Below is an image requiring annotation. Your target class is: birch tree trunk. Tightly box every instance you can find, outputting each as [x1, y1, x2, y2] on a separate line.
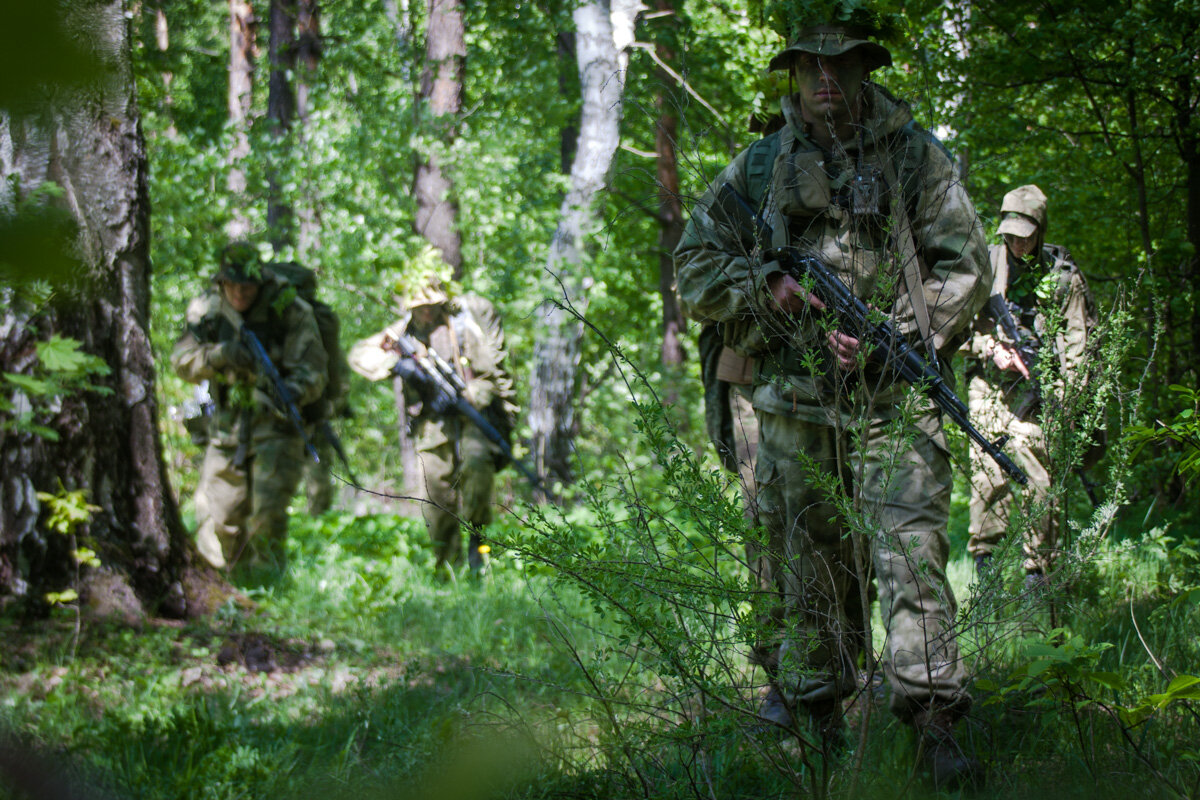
[0, 0, 208, 619]
[226, 0, 257, 239]
[528, 0, 640, 496]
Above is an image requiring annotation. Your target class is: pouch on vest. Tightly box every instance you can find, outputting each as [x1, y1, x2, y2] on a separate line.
[774, 150, 830, 218]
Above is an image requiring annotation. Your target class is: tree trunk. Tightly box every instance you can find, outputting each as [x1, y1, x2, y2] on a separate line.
[652, 0, 685, 366]
[413, 0, 464, 277]
[0, 0, 208, 619]
[226, 0, 256, 239]
[295, 0, 322, 259]
[528, 0, 639, 497]
[266, 0, 297, 249]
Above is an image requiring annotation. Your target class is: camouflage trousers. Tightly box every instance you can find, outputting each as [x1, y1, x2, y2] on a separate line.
[967, 375, 1057, 573]
[416, 422, 496, 572]
[194, 433, 306, 570]
[303, 436, 337, 516]
[753, 401, 968, 722]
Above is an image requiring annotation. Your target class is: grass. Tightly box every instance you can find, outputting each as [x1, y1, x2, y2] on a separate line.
[2, 493, 1199, 800]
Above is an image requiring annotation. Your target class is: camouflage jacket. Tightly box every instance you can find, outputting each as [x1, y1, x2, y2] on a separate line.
[675, 84, 990, 419]
[171, 273, 328, 446]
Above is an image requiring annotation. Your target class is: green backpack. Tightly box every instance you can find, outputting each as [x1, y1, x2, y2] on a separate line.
[267, 261, 351, 416]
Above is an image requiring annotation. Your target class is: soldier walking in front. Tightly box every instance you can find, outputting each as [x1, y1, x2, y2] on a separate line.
[675, 9, 990, 787]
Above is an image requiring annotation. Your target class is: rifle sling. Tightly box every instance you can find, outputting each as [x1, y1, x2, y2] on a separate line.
[880, 155, 938, 369]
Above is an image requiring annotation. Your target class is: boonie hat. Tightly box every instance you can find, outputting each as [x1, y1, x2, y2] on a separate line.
[769, 24, 893, 73]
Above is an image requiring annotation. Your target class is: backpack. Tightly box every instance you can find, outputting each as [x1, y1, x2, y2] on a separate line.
[267, 262, 351, 417]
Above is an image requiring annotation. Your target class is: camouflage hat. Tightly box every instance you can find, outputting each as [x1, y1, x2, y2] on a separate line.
[768, 25, 893, 73]
[997, 184, 1047, 238]
[214, 241, 265, 283]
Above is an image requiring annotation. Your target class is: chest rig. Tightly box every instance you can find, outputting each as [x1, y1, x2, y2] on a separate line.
[743, 104, 940, 367]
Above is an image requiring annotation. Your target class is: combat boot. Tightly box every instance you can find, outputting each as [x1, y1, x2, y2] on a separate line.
[918, 710, 982, 790]
[756, 685, 795, 730]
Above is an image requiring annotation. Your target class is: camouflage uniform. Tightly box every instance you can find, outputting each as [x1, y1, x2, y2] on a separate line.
[349, 288, 513, 573]
[965, 185, 1094, 574]
[172, 253, 328, 570]
[676, 62, 989, 727]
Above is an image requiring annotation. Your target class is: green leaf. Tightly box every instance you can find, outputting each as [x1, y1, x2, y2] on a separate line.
[45, 589, 78, 605]
[1086, 671, 1127, 691]
[3, 372, 56, 395]
[37, 334, 94, 374]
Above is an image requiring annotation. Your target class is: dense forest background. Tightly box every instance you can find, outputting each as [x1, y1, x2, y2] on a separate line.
[2, 0, 1200, 798]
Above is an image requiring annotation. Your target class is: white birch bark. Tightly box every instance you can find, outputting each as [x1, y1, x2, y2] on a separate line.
[528, 0, 641, 494]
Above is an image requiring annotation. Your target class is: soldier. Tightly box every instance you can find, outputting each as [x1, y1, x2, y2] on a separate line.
[172, 242, 328, 571]
[965, 185, 1096, 584]
[675, 12, 989, 788]
[349, 279, 514, 577]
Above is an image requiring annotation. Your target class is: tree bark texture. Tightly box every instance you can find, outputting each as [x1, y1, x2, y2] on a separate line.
[529, 0, 638, 495]
[652, 0, 684, 366]
[226, 0, 256, 238]
[0, 0, 196, 618]
[413, 0, 464, 277]
[266, 0, 297, 248]
[296, 0, 322, 258]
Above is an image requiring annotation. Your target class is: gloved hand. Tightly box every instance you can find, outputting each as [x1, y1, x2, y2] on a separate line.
[394, 358, 434, 393]
[210, 341, 256, 378]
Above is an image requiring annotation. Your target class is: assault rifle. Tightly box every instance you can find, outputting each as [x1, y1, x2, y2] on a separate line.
[987, 295, 1101, 507]
[386, 332, 543, 492]
[717, 183, 1028, 485]
[240, 327, 359, 485]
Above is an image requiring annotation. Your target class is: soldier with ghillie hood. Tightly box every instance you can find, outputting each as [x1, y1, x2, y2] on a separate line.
[172, 242, 328, 571]
[348, 276, 514, 578]
[965, 185, 1097, 583]
[675, 1, 990, 787]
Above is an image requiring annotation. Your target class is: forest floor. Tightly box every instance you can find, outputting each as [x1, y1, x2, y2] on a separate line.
[1, 508, 1196, 800]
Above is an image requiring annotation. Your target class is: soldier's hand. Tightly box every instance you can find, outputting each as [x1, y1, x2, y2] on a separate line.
[395, 358, 434, 392]
[767, 273, 823, 315]
[988, 341, 1031, 379]
[827, 330, 863, 370]
[211, 341, 256, 378]
[253, 388, 286, 419]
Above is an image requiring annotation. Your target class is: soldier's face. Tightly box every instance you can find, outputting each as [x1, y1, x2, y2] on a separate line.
[792, 50, 868, 122]
[1004, 233, 1037, 259]
[411, 304, 441, 331]
[222, 280, 260, 313]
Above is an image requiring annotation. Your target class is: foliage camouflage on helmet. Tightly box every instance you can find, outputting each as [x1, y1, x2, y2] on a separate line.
[391, 244, 457, 309]
[215, 240, 265, 283]
[757, 0, 902, 45]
